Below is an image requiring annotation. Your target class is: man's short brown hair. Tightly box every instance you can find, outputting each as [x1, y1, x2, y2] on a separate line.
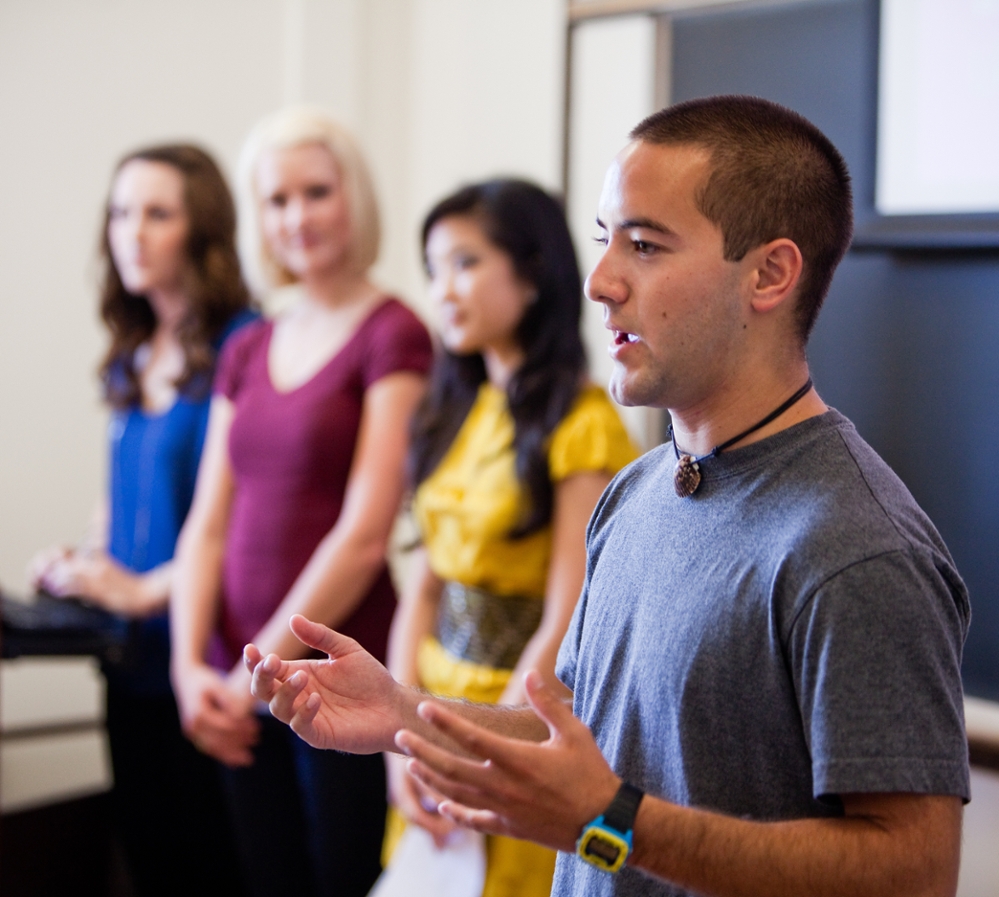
[631, 95, 853, 341]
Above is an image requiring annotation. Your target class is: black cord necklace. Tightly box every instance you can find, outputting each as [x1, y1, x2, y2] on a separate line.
[669, 378, 813, 498]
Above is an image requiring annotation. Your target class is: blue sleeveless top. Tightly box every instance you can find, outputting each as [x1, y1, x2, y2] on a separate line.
[105, 309, 257, 694]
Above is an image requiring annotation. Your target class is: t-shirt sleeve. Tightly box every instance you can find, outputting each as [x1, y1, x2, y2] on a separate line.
[212, 319, 266, 402]
[556, 588, 584, 692]
[362, 300, 433, 388]
[789, 548, 970, 802]
[548, 387, 639, 482]
[554, 467, 630, 694]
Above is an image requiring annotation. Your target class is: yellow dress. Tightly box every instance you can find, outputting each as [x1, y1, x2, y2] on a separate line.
[385, 382, 638, 897]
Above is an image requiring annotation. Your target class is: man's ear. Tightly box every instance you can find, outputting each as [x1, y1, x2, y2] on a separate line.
[747, 238, 803, 314]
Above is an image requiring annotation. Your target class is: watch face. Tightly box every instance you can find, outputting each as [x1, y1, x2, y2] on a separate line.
[584, 836, 622, 866]
[577, 827, 630, 873]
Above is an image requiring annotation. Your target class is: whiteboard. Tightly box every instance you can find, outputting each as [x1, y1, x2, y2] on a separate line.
[876, 0, 999, 215]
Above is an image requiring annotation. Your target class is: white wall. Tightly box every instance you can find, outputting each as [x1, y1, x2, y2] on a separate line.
[0, 0, 278, 593]
[566, 14, 659, 447]
[0, 0, 567, 594]
[0, 0, 567, 810]
[370, 0, 569, 323]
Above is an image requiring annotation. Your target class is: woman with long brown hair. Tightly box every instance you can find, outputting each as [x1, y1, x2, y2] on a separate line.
[31, 143, 254, 895]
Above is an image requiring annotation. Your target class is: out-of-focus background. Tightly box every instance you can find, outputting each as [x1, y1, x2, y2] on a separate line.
[1, 1, 997, 894]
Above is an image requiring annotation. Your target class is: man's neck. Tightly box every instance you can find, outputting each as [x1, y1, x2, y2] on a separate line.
[669, 366, 826, 457]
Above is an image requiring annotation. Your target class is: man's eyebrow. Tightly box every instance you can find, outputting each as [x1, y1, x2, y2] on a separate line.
[620, 216, 676, 236]
[594, 215, 677, 236]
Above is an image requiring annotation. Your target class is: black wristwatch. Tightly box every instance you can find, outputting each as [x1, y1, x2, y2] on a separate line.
[575, 782, 644, 873]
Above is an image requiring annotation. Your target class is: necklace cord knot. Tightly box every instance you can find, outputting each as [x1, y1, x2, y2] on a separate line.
[669, 377, 813, 498]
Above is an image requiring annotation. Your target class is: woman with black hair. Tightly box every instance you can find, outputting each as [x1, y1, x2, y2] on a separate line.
[384, 179, 638, 897]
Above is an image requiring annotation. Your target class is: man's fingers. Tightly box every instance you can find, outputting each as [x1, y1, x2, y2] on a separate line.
[268, 670, 309, 724]
[287, 691, 322, 740]
[414, 700, 525, 770]
[404, 755, 496, 814]
[396, 728, 503, 811]
[436, 800, 505, 836]
[397, 722, 493, 777]
[289, 614, 357, 658]
[523, 670, 576, 737]
[249, 652, 292, 702]
[243, 643, 263, 674]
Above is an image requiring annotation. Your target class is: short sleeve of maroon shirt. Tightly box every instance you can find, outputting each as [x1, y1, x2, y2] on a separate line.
[209, 298, 432, 669]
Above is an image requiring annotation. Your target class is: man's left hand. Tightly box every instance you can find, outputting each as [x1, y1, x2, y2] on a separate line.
[396, 669, 621, 853]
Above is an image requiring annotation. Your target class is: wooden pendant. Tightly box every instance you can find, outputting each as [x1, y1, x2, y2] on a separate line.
[673, 454, 702, 498]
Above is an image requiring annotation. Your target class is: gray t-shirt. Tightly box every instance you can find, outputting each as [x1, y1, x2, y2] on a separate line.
[553, 410, 970, 897]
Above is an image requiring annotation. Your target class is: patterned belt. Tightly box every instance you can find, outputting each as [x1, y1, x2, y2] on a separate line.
[435, 581, 544, 669]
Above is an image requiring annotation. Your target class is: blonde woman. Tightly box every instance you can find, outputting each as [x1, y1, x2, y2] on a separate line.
[171, 108, 432, 897]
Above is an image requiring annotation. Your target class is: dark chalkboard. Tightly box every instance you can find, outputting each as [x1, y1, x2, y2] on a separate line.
[670, 0, 999, 700]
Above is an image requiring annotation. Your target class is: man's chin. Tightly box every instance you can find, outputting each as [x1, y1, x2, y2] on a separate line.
[608, 372, 643, 408]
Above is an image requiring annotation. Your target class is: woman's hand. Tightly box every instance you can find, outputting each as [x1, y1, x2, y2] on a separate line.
[386, 751, 458, 847]
[33, 549, 169, 617]
[173, 662, 260, 767]
[28, 545, 73, 591]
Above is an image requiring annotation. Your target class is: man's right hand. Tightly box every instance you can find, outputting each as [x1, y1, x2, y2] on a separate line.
[244, 614, 413, 755]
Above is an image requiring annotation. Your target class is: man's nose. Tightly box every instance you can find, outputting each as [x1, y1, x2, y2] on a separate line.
[585, 250, 627, 306]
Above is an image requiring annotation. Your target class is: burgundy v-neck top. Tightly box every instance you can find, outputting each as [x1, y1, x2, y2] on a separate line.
[209, 298, 432, 669]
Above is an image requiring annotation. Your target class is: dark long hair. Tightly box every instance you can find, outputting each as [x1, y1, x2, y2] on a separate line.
[409, 179, 587, 536]
[98, 144, 251, 408]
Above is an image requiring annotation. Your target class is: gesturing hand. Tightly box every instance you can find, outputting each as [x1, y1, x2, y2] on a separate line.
[244, 614, 411, 755]
[396, 670, 621, 853]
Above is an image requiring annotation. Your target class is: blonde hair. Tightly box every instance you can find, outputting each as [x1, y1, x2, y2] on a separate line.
[237, 106, 381, 296]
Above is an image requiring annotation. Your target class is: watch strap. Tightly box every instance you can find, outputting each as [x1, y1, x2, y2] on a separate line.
[602, 781, 644, 834]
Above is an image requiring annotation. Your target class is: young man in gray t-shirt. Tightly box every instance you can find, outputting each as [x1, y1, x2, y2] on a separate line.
[554, 408, 968, 897]
[246, 96, 969, 897]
